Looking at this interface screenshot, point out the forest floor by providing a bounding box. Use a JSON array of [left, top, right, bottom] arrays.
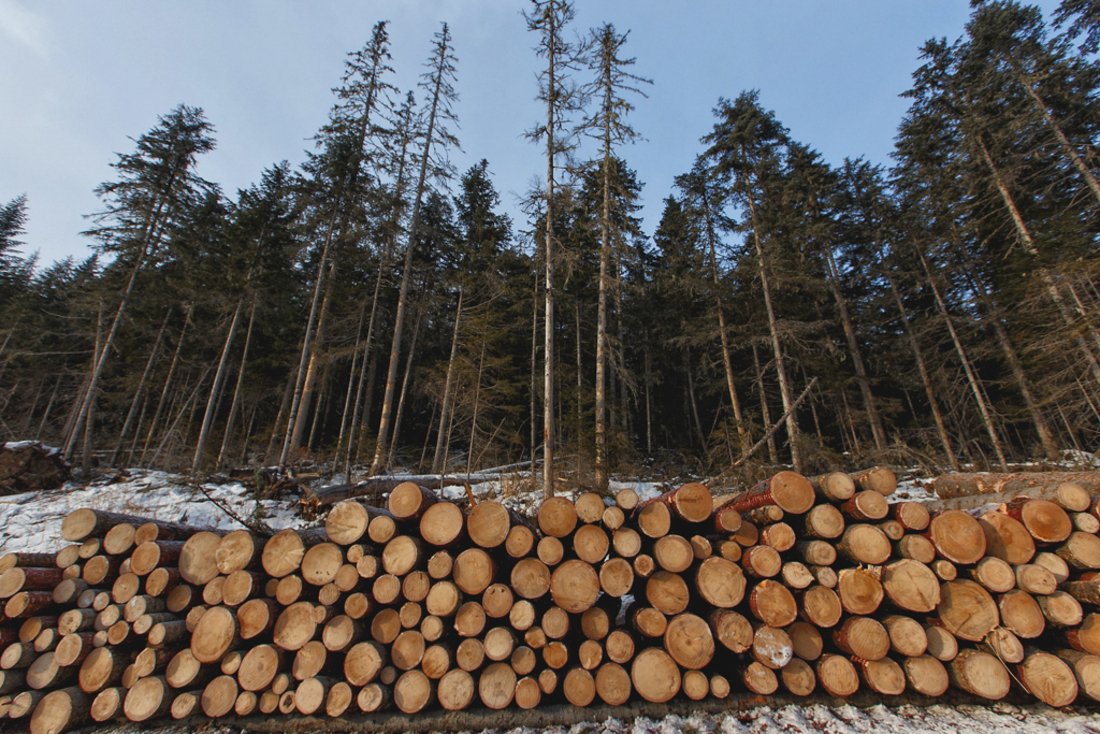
[[2, 449, 1100, 732]]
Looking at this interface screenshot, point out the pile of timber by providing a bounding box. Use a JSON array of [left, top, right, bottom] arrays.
[[3, 468, 1100, 734]]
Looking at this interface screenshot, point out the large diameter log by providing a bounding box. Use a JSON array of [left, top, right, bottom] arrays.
[[324, 501, 373, 546], [720, 471, 814, 515], [903, 655, 949, 697], [645, 571, 690, 616], [179, 531, 223, 586], [477, 662, 515, 710], [709, 609, 753, 654], [1017, 651, 1078, 707], [927, 510, 986, 565], [931, 471, 1100, 500], [630, 647, 681, 703], [851, 466, 897, 496], [752, 626, 793, 669], [883, 615, 927, 657], [191, 605, 238, 663], [453, 548, 494, 596], [938, 580, 1000, 641], [742, 661, 779, 694], [856, 657, 905, 696], [123, 675, 171, 722], [949, 649, 1010, 700], [979, 511, 1035, 565], [748, 580, 797, 628], [467, 501, 514, 549], [1007, 498, 1072, 544], [538, 497, 578, 538], [0, 567, 66, 598], [261, 528, 326, 579], [999, 589, 1045, 639], [214, 530, 263, 575], [29, 686, 89, 734], [637, 482, 712, 523], [420, 502, 465, 547], [799, 585, 841, 628]]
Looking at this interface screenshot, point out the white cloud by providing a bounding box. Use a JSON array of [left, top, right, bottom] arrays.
[[0, 0, 49, 57]]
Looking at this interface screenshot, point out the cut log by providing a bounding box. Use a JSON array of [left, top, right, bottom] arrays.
[[811, 472, 856, 502], [841, 490, 888, 521], [478, 662, 515, 710], [802, 504, 844, 540], [1059, 649, 1100, 702], [881, 559, 940, 613], [272, 601, 316, 652], [748, 579, 797, 628], [999, 589, 1045, 639], [694, 556, 745, 608], [1039, 591, 1083, 628], [630, 647, 680, 703], [780, 658, 816, 696], [971, 556, 1015, 593], [833, 616, 889, 661], [324, 501, 371, 546], [931, 471, 1100, 500], [741, 545, 781, 578], [388, 482, 438, 521], [599, 557, 634, 598], [551, 560, 600, 614], [836, 568, 883, 615], [721, 471, 814, 515], [1008, 498, 1072, 544], [925, 625, 958, 662], [344, 641, 385, 686], [645, 571, 689, 616], [752, 625, 793, 669], [653, 534, 693, 573], [817, 654, 859, 697], [949, 649, 1010, 700], [743, 660, 779, 694], [638, 483, 712, 523], [896, 535, 936, 564], [453, 548, 494, 596], [893, 501, 931, 532], [1016, 650, 1077, 707], [837, 524, 891, 565], [467, 501, 513, 549], [938, 580, 999, 641], [538, 497, 577, 538], [29, 686, 89, 734], [1058, 531, 1100, 570], [851, 466, 897, 496], [928, 510, 986, 565], [438, 669, 475, 711], [636, 502, 671, 539], [883, 615, 927, 657], [420, 502, 465, 547], [191, 605, 238, 663], [663, 613, 713, 670], [799, 585, 841, 628]]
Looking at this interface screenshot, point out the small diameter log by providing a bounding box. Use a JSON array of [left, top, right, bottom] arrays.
[[811, 471, 856, 502], [0, 567, 66, 598], [694, 556, 746, 609], [538, 497, 578, 538], [748, 580, 797, 628], [537, 536, 564, 566], [438, 669, 475, 711], [743, 661, 779, 694], [575, 492, 605, 524], [713, 504, 743, 534], [833, 616, 889, 661], [123, 675, 172, 722], [788, 622, 823, 661], [709, 609, 753, 654], [752, 625, 794, 670], [851, 465, 897, 495], [896, 535, 936, 564], [505, 525, 536, 558], [972, 556, 1016, 593], [840, 490, 888, 522], [881, 559, 941, 614], [324, 501, 370, 546], [837, 524, 891, 565], [636, 502, 671, 539], [1039, 591, 1083, 628], [594, 662, 631, 705], [836, 568, 883, 616], [925, 625, 958, 662], [741, 545, 781, 579], [478, 662, 516, 710], [817, 654, 859, 697], [630, 647, 681, 703], [893, 502, 931, 532], [1058, 531, 1100, 570], [927, 510, 986, 565], [856, 657, 905, 696], [780, 658, 816, 696], [1059, 649, 1100, 702], [563, 667, 596, 707], [62, 508, 211, 543], [883, 615, 928, 657], [574, 525, 610, 565], [781, 562, 814, 590], [663, 613, 714, 670], [802, 504, 845, 540], [721, 471, 814, 516], [799, 585, 841, 628], [949, 649, 1010, 700], [453, 548, 494, 596], [129, 541, 184, 576], [637, 482, 712, 523], [999, 589, 1045, 639], [388, 482, 439, 521], [931, 471, 1100, 500], [1016, 651, 1078, 707], [903, 655, 949, 697]]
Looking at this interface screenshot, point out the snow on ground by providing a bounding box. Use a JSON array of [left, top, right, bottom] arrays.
[[537, 702, 1100, 734], [0, 469, 304, 553]]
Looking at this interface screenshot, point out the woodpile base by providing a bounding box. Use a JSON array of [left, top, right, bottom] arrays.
[[2, 466, 1100, 734]]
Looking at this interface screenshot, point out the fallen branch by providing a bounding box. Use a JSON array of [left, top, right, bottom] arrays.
[[729, 377, 818, 471]]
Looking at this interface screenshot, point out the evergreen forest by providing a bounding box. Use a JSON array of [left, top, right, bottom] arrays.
[[1, 1, 1098, 492]]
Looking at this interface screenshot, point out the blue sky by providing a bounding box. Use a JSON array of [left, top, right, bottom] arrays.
[[0, 0, 1061, 266]]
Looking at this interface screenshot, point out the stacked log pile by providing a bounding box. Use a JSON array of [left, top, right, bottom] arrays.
[[3, 468, 1100, 733]]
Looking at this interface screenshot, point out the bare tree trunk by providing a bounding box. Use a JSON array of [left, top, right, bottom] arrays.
[[824, 249, 887, 451], [370, 31, 451, 476], [1010, 64, 1100, 207], [575, 301, 584, 463], [977, 136, 1100, 385], [468, 342, 487, 472], [884, 273, 960, 471], [216, 300, 256, 470], [963, 263, 1060, 461], [307, 365, 329, 452], [266, 367, 296, 464], [595, 150, 611, 494], [541, 7, 559, 499], [192, 299, 244, 474], [81, 303, 105, 474], [34, 376, 61, 441], [745, 193, 801, 471], [152, 367, 210, 468], [387, 303, 424, 469], [111, 309, 171, 466], [917, 247, 1008, 469], [643, 340, 653, 456], [701, 187, 750, 454], [685, 352, 706, 451], [751, 341, 778, 465], [140, 305, 193, 465], [530, 267, 540, 480], [432, 288, 464, 473]]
